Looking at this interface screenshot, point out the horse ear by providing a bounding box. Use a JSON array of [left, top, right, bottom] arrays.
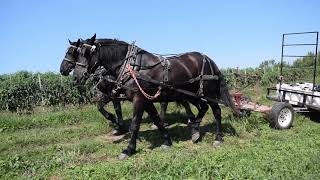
[[68, 39, 72, 45], [76, 39, 81, 46], [90, 33, 96, 44]]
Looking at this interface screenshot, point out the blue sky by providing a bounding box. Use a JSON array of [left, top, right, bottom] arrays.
[[0, 0, 319, 74]]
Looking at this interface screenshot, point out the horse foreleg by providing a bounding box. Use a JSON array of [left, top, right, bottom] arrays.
[[209, 102, 223, 146], [97, 101, 117, 125], [118, 95, 144, 160], [144, 101, 172, 148], [160, 102, 168, 126], [96, 96, 127, 136], [112, 99, 123, 122], [112, 99, 128, 134]]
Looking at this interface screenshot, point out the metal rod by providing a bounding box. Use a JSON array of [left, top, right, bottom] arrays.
[[282, 66, 315, 70], [283, 31, 318, 35], [283, 43, 317, 46], [268, 87, 320, 98], [283, 55, 317, 58], [284, 78, 315, 82], [280, 34, 284, 89], [312, 32, 318, 96]]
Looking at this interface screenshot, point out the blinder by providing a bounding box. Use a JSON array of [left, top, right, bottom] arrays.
[[66, 45, 81, 55], [77, 43, 101, 74], [82, 43, 97, 55]]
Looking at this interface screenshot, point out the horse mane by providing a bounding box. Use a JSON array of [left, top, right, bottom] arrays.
[[95, 39, 129, 46]]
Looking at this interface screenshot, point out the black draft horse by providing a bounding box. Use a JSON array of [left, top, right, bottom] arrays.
[[73, 34, 239, 160], [59, 39, 128, 135], [72, 36, 210, 142], [60, 39, 198, 135]]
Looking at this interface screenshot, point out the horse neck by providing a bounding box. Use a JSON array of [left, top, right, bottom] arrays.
[[137, 51, 163, 67], [98, 44, 129, 75]]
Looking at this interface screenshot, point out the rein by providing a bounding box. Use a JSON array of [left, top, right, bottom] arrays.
[[126, 64, 161, 100]]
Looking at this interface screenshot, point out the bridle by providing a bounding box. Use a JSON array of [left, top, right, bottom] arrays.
[[77, 42, 129, 73], [62, 45, 80, 65], [75, 41, 138, 84], [61, 45, 82, 75], [75, 43, 101, 79]]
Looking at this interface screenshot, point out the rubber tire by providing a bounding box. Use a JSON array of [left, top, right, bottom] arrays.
[[271, 102, 294, 129]]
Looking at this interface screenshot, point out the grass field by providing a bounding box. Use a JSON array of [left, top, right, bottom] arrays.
[[1, 101, 320, 179]]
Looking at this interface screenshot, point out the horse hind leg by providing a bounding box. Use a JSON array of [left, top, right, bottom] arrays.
[[180, 101, 199, 142], [159, 102, 169, 126], [195, 101, 209, 122], [144, 101, 172, 149], [187, 100, 209, 143], [208, 102, 223, 146], [181, 100, 195, 121], [151, 102, 169, 130]]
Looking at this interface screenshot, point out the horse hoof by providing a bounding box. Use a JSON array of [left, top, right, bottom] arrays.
[[112, 128, 128, 136], [118, 153, 129, 161], [160, 144, 171, 150], [112, 129, 120, 136], [151, 122, 169, 130], [150, 124, 158, 130], [213, 140, 223, 147], [191, 132, 201, 143]]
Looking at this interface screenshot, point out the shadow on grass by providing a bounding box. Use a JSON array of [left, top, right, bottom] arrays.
[[300, 112, 320, 123], [155, 111, 190, 125], [112, 111, 189, 144], [137, 112, 238, 149]]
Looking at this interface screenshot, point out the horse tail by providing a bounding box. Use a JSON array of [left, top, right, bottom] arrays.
[[203, 54, 240, 116], [218, 72, 240, 116]]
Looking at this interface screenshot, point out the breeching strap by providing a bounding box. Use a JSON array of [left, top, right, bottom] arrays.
[[126, 64, 161, 100]]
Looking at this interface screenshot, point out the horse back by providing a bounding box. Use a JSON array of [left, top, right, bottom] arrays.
[[168, 52, 213, 82]]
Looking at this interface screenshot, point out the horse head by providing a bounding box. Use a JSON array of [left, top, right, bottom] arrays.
[[72, 34, 99, 84], [60, 38, 82, 76], [73, 34, 129, 85]]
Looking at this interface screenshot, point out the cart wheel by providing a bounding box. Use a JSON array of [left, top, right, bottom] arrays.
[[240, 109, 251, 118], [271, 102, 294, 129]]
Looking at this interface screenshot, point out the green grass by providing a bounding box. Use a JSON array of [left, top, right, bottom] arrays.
[[0, 102, 319, 179]]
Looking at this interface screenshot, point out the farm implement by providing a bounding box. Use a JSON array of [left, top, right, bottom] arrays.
[[232, 31, 319, 129]]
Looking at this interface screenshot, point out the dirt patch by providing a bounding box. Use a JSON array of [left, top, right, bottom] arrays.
[[49, 175, 63, 180], [62, 124, 82, 130], [96, 133, 127, 143]]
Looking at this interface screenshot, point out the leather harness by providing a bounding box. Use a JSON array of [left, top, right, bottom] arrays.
[[92, 42, 222, 104]]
